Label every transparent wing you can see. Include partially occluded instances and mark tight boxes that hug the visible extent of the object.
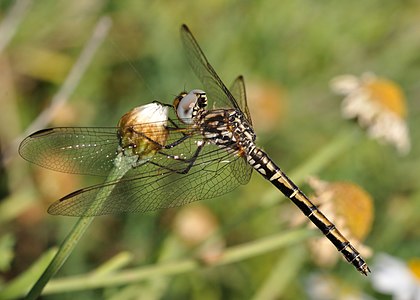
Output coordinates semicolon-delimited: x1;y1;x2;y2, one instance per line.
229;75;252;126
18;118;192;177
48;138;248;216
229;155;253;185
180;25;252;124
226;76;252;184
228;76;253;184
19;127;120;176
180;25;253;192
225;75;253;183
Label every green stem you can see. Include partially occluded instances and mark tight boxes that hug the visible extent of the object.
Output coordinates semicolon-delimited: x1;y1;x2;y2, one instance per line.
24;218;95;299
40;229;314;295
0;248;57;300
252;245;306;300
24;154;133;300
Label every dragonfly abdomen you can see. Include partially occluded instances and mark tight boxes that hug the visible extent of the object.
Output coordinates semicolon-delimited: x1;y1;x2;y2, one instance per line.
246;146;370;275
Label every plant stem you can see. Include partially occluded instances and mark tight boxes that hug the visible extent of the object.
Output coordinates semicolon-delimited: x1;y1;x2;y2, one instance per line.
0;0;32;53
252;245;306;300
24;154;133;300
40;229;314;295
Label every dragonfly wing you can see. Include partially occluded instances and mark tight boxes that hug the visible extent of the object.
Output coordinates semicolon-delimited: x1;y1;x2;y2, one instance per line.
229;155;253;185
19;127;120;176
229;75;253;126
18;118;186;177
180;25;243;112
48;140;247;217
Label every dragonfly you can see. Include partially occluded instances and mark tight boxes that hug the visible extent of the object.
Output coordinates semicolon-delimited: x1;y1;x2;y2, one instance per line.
19;24;370;275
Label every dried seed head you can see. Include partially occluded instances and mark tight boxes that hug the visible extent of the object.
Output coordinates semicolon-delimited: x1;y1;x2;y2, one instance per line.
118;103;169;157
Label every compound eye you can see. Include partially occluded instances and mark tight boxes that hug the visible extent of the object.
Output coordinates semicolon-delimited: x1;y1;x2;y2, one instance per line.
176;89;206;124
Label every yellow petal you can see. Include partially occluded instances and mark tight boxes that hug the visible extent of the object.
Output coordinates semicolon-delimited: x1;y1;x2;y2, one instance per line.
364;77;406;118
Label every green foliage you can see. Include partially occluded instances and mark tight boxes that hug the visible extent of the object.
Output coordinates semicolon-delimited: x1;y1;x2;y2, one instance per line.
1;0;419;299
0;234;15;272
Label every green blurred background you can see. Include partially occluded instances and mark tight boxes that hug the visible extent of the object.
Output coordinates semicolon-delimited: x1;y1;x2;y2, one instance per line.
1;0;419;299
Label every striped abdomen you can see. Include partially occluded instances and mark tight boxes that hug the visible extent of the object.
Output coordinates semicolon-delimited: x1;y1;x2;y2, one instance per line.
247;145;370;275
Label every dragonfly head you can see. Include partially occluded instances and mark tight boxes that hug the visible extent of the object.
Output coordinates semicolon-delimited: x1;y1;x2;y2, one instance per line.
174;89;207;124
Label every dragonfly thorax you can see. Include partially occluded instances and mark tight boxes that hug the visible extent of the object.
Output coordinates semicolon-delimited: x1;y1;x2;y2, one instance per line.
174;89;207;124
200;108;256;156
226;110;256;154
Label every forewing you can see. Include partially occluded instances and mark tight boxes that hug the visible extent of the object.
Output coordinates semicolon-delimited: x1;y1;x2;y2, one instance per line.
180;25;243;112
18;121;185;177
19;127;120;176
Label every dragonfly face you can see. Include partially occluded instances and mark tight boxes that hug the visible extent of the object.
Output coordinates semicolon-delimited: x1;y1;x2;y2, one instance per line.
173;89;208;124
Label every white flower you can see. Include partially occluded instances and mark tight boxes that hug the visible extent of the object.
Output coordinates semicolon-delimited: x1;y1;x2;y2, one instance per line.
172;204;225;264
371;253;420;300
330;73;410;155
305;273;374;300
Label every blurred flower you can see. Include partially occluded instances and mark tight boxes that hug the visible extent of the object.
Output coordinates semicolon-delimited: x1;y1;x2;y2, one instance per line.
305;273;373;300
371;253;420;300
118;102;169;157
35;167;80;207
50;103;80;126
246;80;288;133
330;73;410;155
289;177;374;269
172;204;225;264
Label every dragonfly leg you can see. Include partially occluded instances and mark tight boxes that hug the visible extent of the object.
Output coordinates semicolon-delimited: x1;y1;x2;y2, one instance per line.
162;134;193;149
149;142;204;174
141;131;192;149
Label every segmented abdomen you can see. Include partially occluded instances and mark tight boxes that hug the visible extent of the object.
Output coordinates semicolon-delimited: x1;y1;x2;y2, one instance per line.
246;145;370;275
